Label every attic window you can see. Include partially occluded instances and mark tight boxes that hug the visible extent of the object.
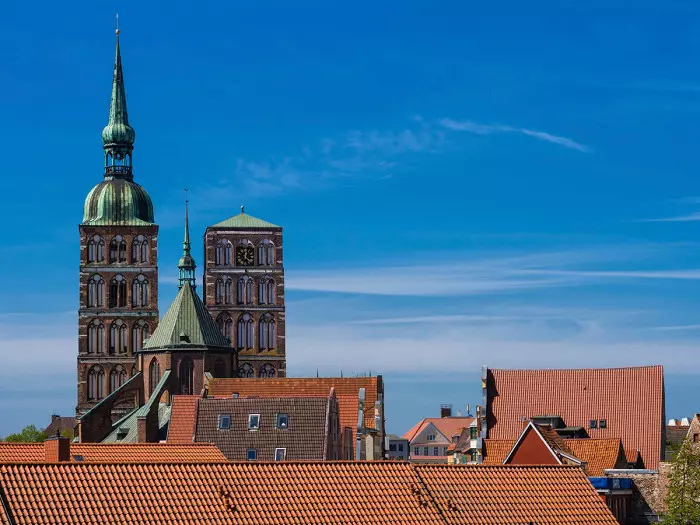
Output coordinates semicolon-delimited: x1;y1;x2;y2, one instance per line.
72;455;85;462
246;449;257;461
248;414;260;430
116;427;128;440
599;419;607;429
275;448;286;461
589;420;598;429
276;413;289;430
219;415;231;430
427;434;436;441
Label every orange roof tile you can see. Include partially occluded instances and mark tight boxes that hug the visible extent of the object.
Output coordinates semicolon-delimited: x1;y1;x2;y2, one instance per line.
486;365;664;468
0;462;617;525
403;417;474;443
415;464;618;524
565;438;627;477
482;439;516;464
0;443;226;463
166;395;199;443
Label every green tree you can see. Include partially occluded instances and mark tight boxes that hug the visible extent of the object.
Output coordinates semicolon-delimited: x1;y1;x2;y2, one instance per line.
663;438;700;524
3;425;48;443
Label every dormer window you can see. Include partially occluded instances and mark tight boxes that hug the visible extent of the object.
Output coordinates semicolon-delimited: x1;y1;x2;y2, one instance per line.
248;414;260;430
218;415;231;430
276;413;289;430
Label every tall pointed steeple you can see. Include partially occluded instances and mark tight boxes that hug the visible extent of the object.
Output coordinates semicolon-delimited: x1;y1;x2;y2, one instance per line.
178;192;197;289
101;25;136;180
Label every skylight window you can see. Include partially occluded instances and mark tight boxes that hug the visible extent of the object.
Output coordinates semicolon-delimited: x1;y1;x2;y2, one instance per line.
218;414;231;430
246;449;257;461
248;414;260;430
275;448;286;461
276;413;289;430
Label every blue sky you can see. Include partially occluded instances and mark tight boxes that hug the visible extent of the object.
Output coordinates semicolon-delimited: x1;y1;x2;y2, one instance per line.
1;1;700;435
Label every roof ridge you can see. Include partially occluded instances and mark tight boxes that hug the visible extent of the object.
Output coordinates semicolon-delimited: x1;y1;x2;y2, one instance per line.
490;364;663;372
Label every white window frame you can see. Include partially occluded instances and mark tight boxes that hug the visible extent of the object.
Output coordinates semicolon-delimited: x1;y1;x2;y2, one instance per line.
275;448;286;461
248;413;260;430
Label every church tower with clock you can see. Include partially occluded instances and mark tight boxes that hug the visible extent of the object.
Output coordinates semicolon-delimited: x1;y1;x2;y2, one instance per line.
76;30;159;416
203;208;286;378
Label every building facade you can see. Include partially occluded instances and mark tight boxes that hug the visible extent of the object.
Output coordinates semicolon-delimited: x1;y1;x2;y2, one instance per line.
203;210;286;378
77;31;158;417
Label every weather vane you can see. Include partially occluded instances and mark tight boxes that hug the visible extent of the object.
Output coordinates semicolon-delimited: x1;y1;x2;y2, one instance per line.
184;188;189;204
116;13;120;35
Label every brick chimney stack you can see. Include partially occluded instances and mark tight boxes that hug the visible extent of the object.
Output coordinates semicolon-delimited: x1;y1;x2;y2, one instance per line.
44;433;70;462
440;404;452;418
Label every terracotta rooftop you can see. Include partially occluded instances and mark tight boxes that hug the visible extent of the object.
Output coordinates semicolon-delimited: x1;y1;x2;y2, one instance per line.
167;395;199;443
482;439;516;464
486;365;664;468
403;417;474;443
0;462;617;525
0;442;226;463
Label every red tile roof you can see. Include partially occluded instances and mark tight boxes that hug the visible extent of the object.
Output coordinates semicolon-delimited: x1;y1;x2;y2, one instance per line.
0;443;226;463
167;395;199;443
403;417;474;443
482;439;516;464
0;462;617;525
486;365;664;468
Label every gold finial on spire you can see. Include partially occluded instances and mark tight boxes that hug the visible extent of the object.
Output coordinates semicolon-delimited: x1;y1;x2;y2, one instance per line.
115;13;120;35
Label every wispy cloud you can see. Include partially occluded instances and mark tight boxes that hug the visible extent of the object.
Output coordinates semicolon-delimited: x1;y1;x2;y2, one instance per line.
643;212;700;222
646;324;700;331
439;118;590;152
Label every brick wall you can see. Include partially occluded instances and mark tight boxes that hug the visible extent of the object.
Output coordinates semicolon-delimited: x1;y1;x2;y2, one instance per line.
606;463;672;524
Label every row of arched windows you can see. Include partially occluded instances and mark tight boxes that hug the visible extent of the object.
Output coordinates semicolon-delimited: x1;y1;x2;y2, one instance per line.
88;235;150;264
87;274;150;308
216;313;277;350
86;365;132;401
215;238;276;266
238;363;276;378
87;319;149;355
215;276;275;305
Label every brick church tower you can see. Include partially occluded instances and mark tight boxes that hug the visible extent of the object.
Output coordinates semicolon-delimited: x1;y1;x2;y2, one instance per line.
204;209;286;378
76;31;158;416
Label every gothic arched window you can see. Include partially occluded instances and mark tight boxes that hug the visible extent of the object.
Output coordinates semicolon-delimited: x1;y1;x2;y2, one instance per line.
87;319;104;354
237;276;254;305
238;363;255;378
132;320;149;352
132;235;149;263
258;240;275;266
259;314;276;350
179;357;194;395
109;235;127;263
87;275;105;307
216;239;232;266
213;359;226;378
215;278;224;305
216;313;234;344
237;313;254;350
149;358;160;395
110;365;127;393
109;319;128;355
259;363;276;378
132;274;149;307
109;274;127;308
224;277;233;304
259;277;275;305
87;235;104;263
87;366;105;400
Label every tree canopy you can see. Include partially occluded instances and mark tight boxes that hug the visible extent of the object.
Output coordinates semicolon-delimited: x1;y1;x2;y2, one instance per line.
663;438;700;524
3;425;48;443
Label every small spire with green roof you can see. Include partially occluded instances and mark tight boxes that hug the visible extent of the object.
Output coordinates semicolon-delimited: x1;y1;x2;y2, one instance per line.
178;190;197;289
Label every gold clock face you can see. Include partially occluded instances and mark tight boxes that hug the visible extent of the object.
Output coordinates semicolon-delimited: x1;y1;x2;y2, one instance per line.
236;246;254;266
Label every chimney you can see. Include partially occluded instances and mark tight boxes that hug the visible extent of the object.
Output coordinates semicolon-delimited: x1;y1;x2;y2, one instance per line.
44;433;70;462
440;404;452;418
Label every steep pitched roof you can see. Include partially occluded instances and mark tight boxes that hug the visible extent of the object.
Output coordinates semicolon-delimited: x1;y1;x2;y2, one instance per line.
504;422;579;466
44;416;76;436
210;211;280;229
194;396;336;460
482;439;516;464
0;443;225;463
486;365;664;468
403;417;474;443
167;395;199;443
143;281;231;350
0;462;617;525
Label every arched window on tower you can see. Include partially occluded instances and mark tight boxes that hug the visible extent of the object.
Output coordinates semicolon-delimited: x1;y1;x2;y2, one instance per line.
237;313;254;350
259;314;276;350
87;319;104;354
87;235;104;263
238;363;255;378
149;358;160;395
179;357;194;395
109;319;128;355
213;359;226;378
109;235;127;263
109;274;127;308
132;235;149;263
215;278;224;305
132;274;149;307
132;320;149;352
237;276;253;305
216;313;234;344
87;275;105;307
259;363;276;378
224;277;233;304
109;365;127;393
216;239;232;266
258;276;275;305
258;240;275;266
87;366;105;400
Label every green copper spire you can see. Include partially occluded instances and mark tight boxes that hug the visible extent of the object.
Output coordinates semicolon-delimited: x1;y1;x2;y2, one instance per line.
178;193;197;289
101;27;135;180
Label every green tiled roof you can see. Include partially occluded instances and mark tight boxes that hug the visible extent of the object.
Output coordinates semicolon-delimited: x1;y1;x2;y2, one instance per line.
143;282;230;350
211;212;279;229
82;178;154;226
